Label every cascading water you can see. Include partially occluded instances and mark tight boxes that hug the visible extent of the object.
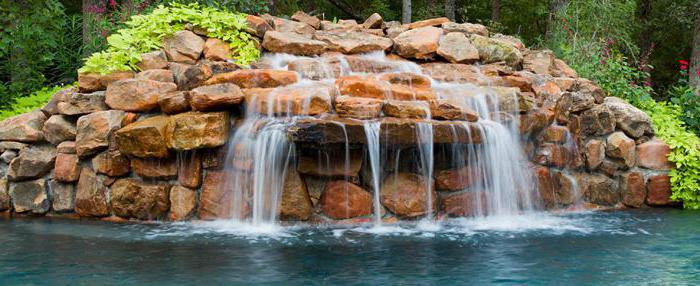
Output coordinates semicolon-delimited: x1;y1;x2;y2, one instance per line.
362;121;382;225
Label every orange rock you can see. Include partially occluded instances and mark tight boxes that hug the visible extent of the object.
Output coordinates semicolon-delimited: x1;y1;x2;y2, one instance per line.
409;17;450;29
244;85;332;116
334;96;384;119
204;69;297;88
203;38;231;61
393;26;443;59
321;181;373;219
380;172;436;217
435;167;478;191
54;153;80;182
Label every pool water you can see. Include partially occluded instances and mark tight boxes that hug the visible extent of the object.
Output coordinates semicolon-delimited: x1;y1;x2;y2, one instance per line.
1;209;699;285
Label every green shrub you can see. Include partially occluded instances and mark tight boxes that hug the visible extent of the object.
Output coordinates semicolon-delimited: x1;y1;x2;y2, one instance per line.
79;3;259;75
0;85;70;121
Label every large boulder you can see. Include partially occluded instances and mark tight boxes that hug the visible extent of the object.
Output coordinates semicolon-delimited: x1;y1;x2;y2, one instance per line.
393;26;443;59
279;170;312;221
92;149;131;177
636;139;673;170
110;178;170;220
169;185;197;221
313;30;393;54
57;91;108;115
166;111;229;150
114;115;171;158
75;168;110;217
163;30;205;64
321;181;373;219
262;31;328;56
7;145;56;181
137;51;169;70
203;38;232;61
437;32;479;64
105;79;177;112
245;15;273;38
606;132;636;168
9;179;49;214
42;115;76;145
205;69;298;88
603;97;654;139
646;174;673;206
580;173;619;206
198;170;235;220
49;180;76;213
579;105;616;136
584;139;606;170
620;171;646;208
380;173;436;217
75;110;125;157
54;153;80;182
189;83;245;111
469;34;523;67
0;111;46;142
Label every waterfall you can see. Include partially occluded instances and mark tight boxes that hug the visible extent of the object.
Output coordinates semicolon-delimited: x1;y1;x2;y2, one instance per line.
363;121;382;225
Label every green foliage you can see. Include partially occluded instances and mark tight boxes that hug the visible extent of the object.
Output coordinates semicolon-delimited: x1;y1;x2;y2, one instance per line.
79;3;259;75
669;84;700;135
0;85;69;121
181;0;270;15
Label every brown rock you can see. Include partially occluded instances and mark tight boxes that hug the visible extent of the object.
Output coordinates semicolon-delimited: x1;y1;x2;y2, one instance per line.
621;171;646;208
42;87;75;115
291;11;321;29
170;63;213;91
441;22;489;36
158;91;190;114
288;58;342;80
137;51;169;70
335;96;384;119
203;38;232;61
0;179;8;211
429;100;479;121
470;34;523;67
636;139;673;170
199;170;235;220
437;32;479;63
435;167;477;191
78;71;134;93
646;174;673;206
383;100;429;118
584;139;606;170
542;125;569;143
42;115;77;145
0;111;46;143
313;30;393;54
262;31;328;56
57;141;76;154
552;59;578;78
205;69;297;88
279;170;312;221
580;105;616;136
535;166;556;209
105;79;178;112
606;131;636;168
266;15;315;34
7;145;56;181
163;30;205;64
75;168;110;217
523;50;554;75
189;83;244;111
297;148;363;177
534;143;569;168
555;92;595;123
380;173;436;217
244;86;332;116
169;185;196;221
420;62;481;83
131;157;177;179
57;91;108;115
603;97;654;139
177;151;202;189
110;178;170;220
245;15;272;38
321;181;373;219
9;179;49;214
581;173;619;206
166;111;229;150
441;191;488;217
54;153;80;182
393;26;443;59
135;69;174;83
114;115;170;158
362;13;383;29
49;180;75;212
409;17;449;29
92;150;130;177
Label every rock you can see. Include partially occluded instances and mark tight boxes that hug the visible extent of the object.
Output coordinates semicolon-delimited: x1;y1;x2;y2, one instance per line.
114;115;170;158
0;111;46;142
579;105;616;136
636;139;673;170
0;150;17;164
131;157;177;179
383;100;429;118
291;11;321;29
335;96;384;119
380;173;436;217
542;125;569;143
470;34;523;67
137;51;169;70
336;75;435;101
75;110;125;157
75;168;109;217
441;191;488;216
166;111;229;150
437;32;479;63
262;31;328;56
441;22;489;36
245;15;273;38
621;172;645;208
430;100;479;121
105;79;177;112
189;83;244;111
552;59;577;78
135;69;174;83
0;179;9;211
163;30;205;64
362;13;383;29
198;171;235;219
177;151;202;189
266;15;315;34
555;92;595;123
435;167;477;191
158;91;191;114
532;80;563;109
205;69;297;88
420;62;481;83
603;97;654;139
9;179;49;214
78;71;134;93
49;180;75;212
244;86;332;116
646;174;673;206
202;60;239;75
534;143;569;168
584;139;606;170
170;63;213;91
393;26;443;59
111;178;170;220
321;181;373;219
573;79;605;103
385;22;408;39
57;91;108;115
288;58;342;80
409;17;449;29
313;30;393;54
279;170;312;221
297;148;363;177
42;115;76;145
56;141;76;154
606;132;636;168
54;153;80;182
169;185;196;221
581;173;619;206
523;50;554;75
203;38;231;61
7;145;56;181
535;166;557;209
92;150;131;177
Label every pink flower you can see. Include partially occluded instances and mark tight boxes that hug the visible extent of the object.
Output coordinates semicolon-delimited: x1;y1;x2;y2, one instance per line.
681;65;688;71
108;0;116;8
678;60;689;65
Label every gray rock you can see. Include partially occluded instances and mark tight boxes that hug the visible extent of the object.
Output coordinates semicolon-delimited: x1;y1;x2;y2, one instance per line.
9;179;50;214
41;115;77;145
603;97;654;139
49;180;75;213
7;145;56;181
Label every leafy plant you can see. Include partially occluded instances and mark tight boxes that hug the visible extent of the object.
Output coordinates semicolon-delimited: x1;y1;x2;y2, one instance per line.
0;85;71;121
79;3;260;75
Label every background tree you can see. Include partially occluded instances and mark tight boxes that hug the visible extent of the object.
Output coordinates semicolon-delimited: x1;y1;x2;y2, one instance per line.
403;0;412;23
691;13;700;91
445;0;456;21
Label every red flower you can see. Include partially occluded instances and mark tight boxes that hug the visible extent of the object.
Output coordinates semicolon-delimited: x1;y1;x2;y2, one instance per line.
696;70;700;76
681;65;688;70
678;60;689;65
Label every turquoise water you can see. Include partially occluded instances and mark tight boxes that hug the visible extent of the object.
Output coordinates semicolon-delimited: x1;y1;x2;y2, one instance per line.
1;209;699;285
